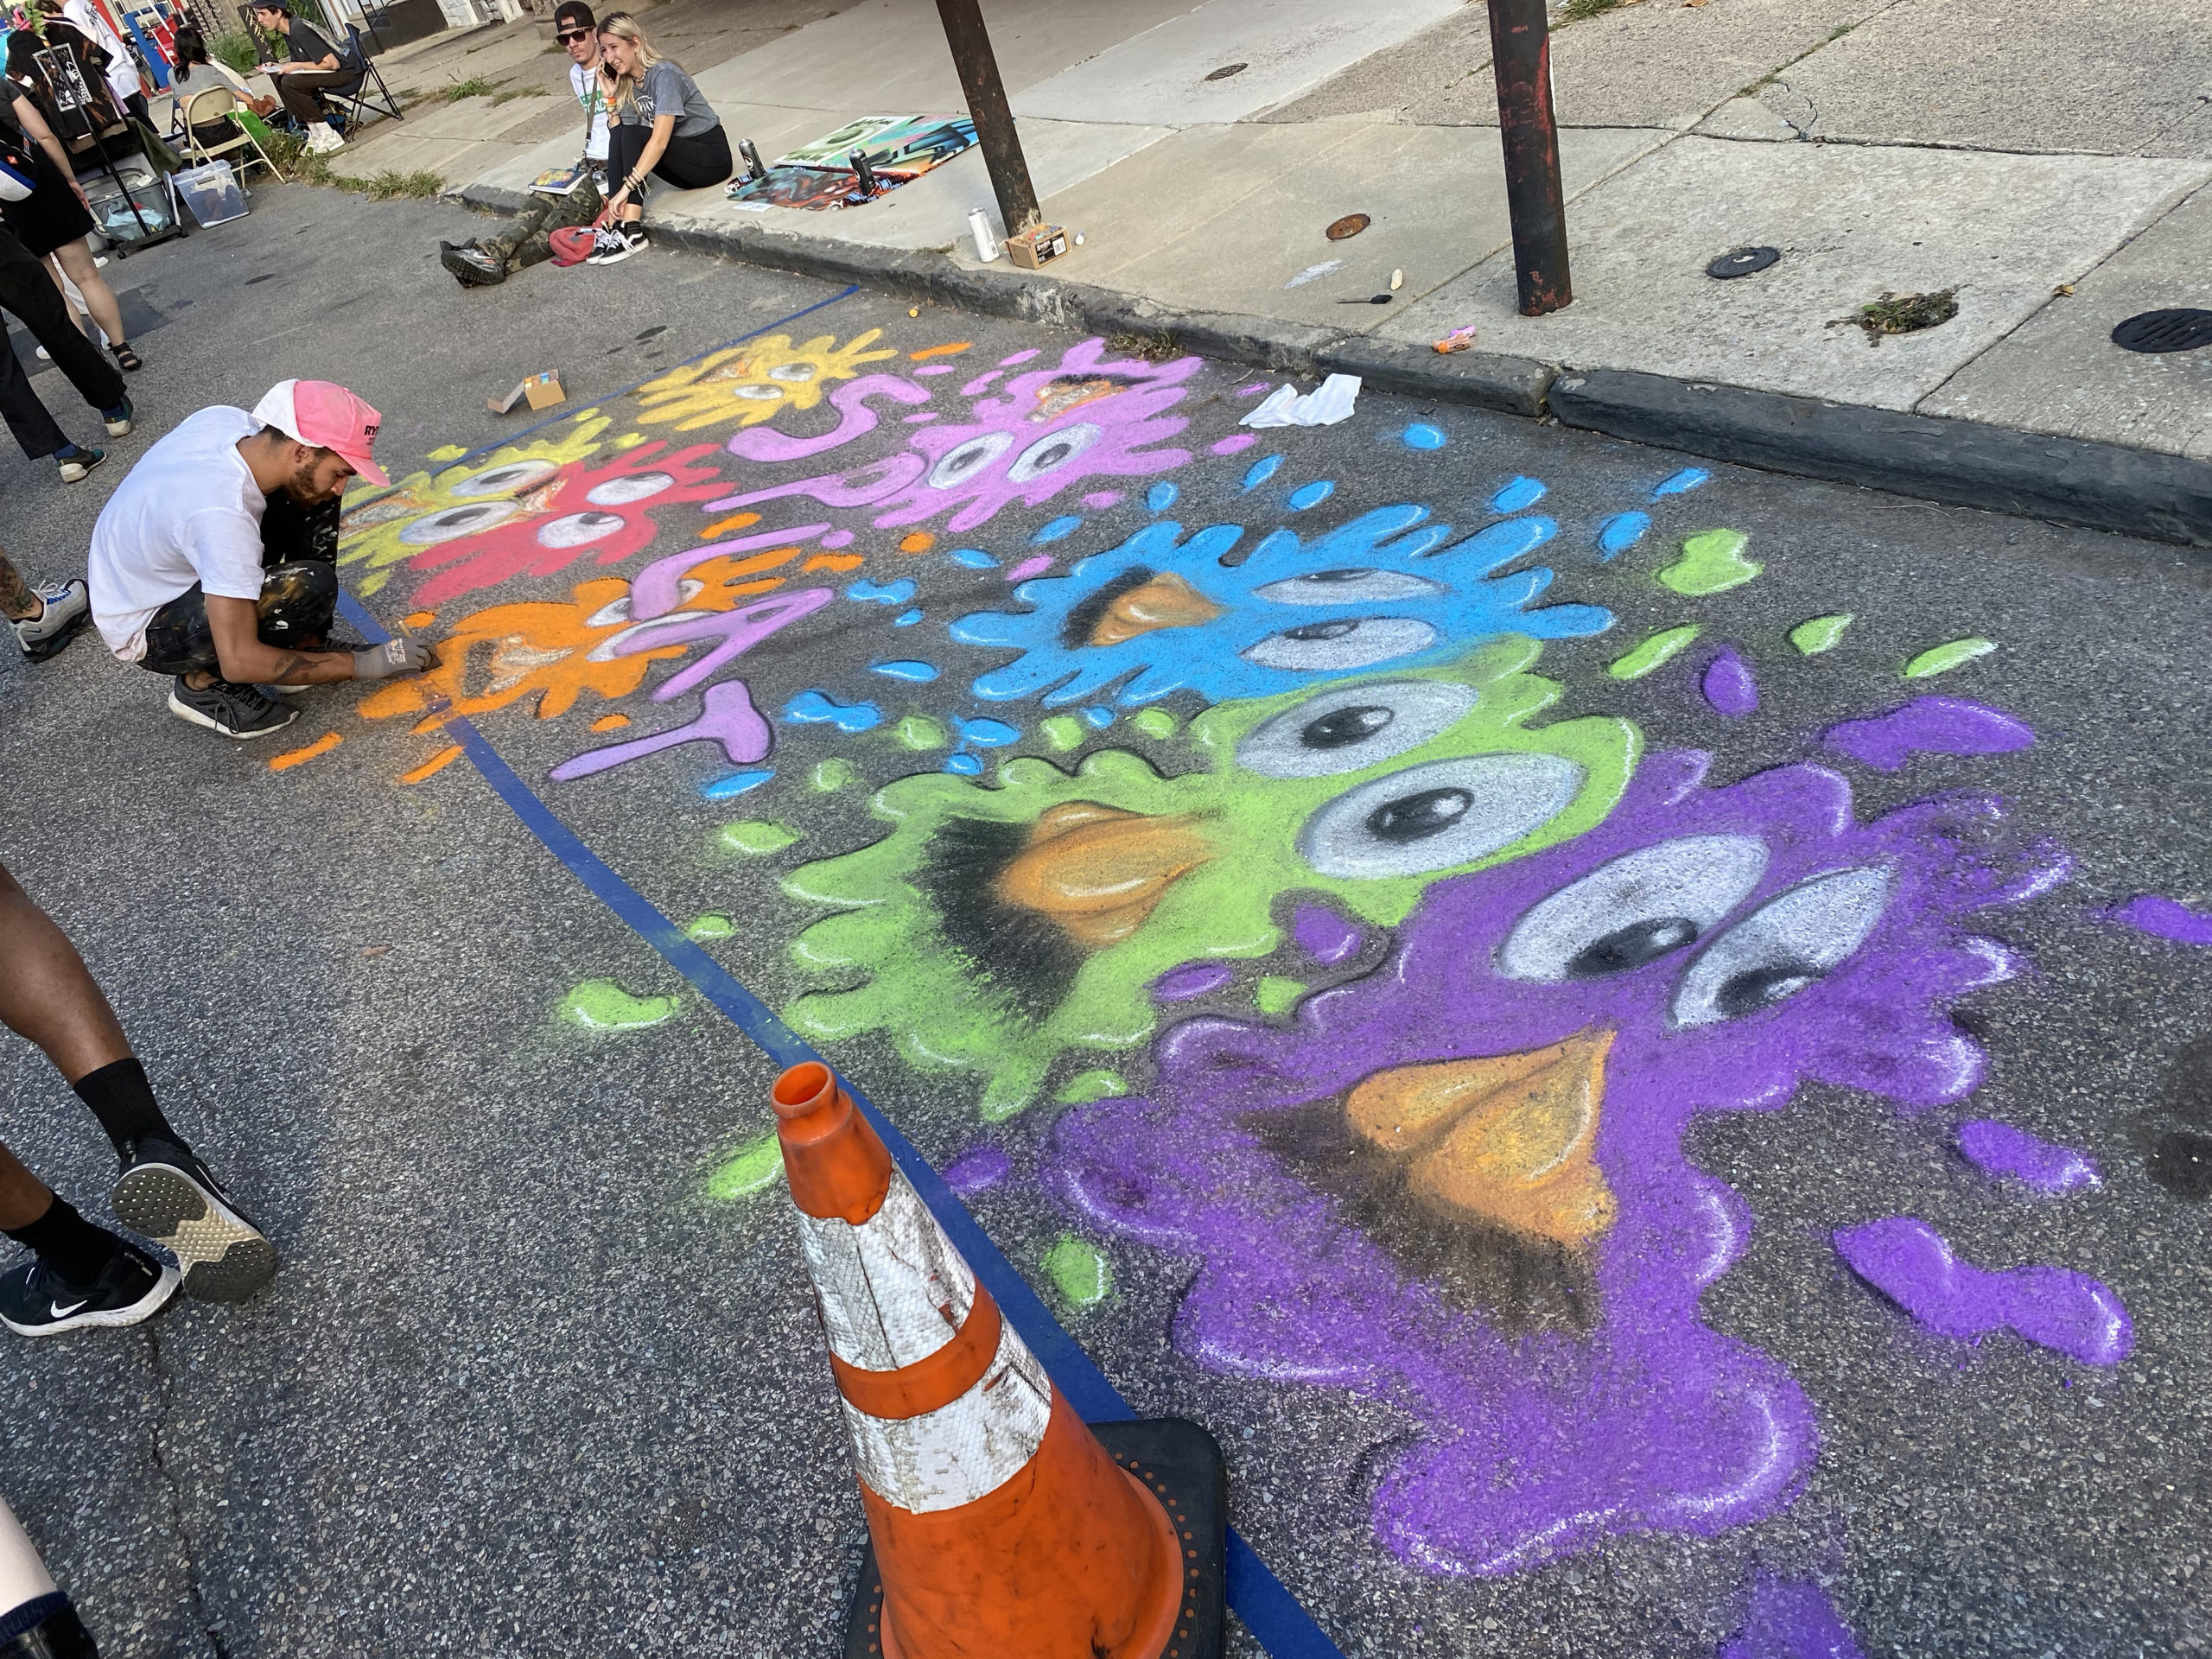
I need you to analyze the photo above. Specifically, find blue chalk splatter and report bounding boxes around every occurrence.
[1033,516,1083,545]
[847,579,917,605]
[954,717,1021,748]
[1287,480,1336,512]
[784,690,883,734]
[871,661,940,683]
[1082,706,1115,728]
[700,769,774,801]
[949,549,999,569]
[943,753,985,777]
[1147,481,1179,512]
[1652,467,1711,499]
[893,609,924,627]
[1489,476,1548,514]
[1597,512,1652,561]
[1403,423,1447,451]
[1243,454,1284,492]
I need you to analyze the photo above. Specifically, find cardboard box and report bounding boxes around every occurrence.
[1005,224,1070,270]
[489,372,565,415]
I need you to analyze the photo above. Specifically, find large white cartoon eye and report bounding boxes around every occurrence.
[1298,753,1585,879]
[586,472,674,505]
[1242,618,1438,671]
[1006,423,1101,484]
[1670,868,1891,1027]
[399,501,519,543]
[1236,680,1478,779]
[1252,569,1446,606]
[927,431,1015,489]
[537,511,626,550]
[767,361,817,383]
[733,385,784,401]
[1499,836,1770,982]
[451,461,558,498]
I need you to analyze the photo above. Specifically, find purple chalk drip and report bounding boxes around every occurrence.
[1152,962,1235,1002]
[1291,904,1363,966]
[1834,1217,2132,1365]
[1211,434,1258,455]
[1823,697,2034,773]
[942,1146,1013,1196]
[1005,555,1054,582]
[1719,1574,1865,1659]
[1701,647,1759,718]
[2101,893,2212,946]
[1957,1119,2101,1194]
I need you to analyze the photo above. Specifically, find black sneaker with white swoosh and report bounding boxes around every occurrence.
[0,1240,177,1338]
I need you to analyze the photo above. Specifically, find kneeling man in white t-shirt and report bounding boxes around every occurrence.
[88,379,435,741]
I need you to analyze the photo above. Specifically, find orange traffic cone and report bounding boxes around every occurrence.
[767,1061,1226,1659]
[2,1489,96,1656]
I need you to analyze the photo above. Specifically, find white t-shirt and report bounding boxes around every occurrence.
[60,0,140,111]
[89,406,267,663]
[570,60,608,162]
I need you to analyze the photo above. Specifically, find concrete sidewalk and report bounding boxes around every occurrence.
[429,0,2209,546]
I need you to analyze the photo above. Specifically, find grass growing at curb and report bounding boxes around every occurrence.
[359,169,446,200]
[488,86,550,105]
[261,131,443,200]
[1107,330,1182,364]
[1559,0,1633,21]
[444,74,505,101]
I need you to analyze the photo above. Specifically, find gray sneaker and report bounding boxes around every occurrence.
[167,677,300,740]
[11,577,92,662]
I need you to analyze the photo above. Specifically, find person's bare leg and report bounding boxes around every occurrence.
[0,549,45,624]
[0,1144,54,1233]
[48,243,127,357]
[0,864,130,1085]
[40,254,93,340]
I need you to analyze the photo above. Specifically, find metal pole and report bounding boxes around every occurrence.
[1485,0,1571,315]
[933,0,1039,238]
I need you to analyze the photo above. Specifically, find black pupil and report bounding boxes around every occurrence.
[1565,917,1699,979]
[1365,786,1470,842]
[1029,442,1076,469]
[1285,620,1359,642]
[1714,963,1815,1018]
[1306,568,1374,584]
[1301,704,1394,750]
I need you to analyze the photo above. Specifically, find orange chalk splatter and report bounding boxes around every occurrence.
[268,732,341,772]
[910,342,972,361]
[401,610,436,629]
[803,553,865,574]
[397,744,466,785]
[699,511,762,541]
[898,531,938,554]
[590,714,632,733]
[685,547,799,603]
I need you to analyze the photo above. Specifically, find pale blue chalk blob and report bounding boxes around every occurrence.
[954,716,1021,748]
[1403,423,1447,451]
[944,753,985,777]
[1653,467,1711,499]
[1489,476,1548,514]
[872,661,940,683]
[949,548,999,569]
[1287,480,1336,512]
[700,769,774,801]
[1147,481,1179,512]
[893,609,924,626]
[1242,454,1284,492]
[784,690,882,734]
[1597,512,1652,561]
[1082,707,1115,728]
[847,579,917,605]
[1033,516,1083,544]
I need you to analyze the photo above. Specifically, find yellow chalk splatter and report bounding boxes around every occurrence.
[632,330,899,434]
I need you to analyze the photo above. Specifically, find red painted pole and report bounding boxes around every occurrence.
[1486,0,1572,315]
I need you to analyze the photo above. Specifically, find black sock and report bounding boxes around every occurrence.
[71,1058,177,1160]
[4,1194,123,1288]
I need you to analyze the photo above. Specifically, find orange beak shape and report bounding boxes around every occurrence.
[995,802,1215,950]
[1087,571,1227,646]
[1344,1031,1618,1249]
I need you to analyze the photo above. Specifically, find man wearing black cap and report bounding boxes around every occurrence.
[250,0,348,153]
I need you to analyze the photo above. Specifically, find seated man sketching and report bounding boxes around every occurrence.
[87,379,435,741]
[251,0,348,152]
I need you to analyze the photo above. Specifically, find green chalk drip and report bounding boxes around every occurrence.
[1056,1069,1128,1103]
[560,979,680,1032]
[1129,708,1179,740]
[1039,715,1085,752]
[1255,976,1306,1015]
[685,913,735,941]
[896,715,949,751]
[704,1133,782,1200]
[1903,638,1998,679]
[1657,530,1760,595]
[1043,1236,1112,1308]
[1607,624,1702,680]
[718,820,801,855]
[1789,613,1854,655]
[810,758,858,792]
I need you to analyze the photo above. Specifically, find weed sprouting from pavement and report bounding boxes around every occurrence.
[1106,331,1183,364]
[445,75,504,101]
[1559,0,1633,22]
[359,170,447,200]
[1834,289,1961,346]
[489,86,550,106]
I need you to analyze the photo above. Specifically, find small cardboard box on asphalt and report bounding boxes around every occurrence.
[1005,225,1070,270]
[490,372,565,415]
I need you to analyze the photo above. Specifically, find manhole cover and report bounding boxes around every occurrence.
[1325,213,1370,241]
[1205,62,1248,80]
[2111,308,2212,353]
[1707,246,1780,280]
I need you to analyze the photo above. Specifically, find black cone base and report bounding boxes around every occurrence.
[0,1594,99,1659]
[845,1416,1229,1659]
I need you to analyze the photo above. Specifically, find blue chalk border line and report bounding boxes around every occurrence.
[339,290,1344,1659]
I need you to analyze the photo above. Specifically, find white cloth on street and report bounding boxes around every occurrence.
[1239,373,1363,429]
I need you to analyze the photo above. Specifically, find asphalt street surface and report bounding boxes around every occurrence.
[2,185,2208,1659]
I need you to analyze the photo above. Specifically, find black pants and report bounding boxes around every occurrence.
[275,68,354,126]
[607,122,731,207]
[136,494,341,677]
[0,225,126,460]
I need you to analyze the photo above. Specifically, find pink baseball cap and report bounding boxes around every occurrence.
[251,378,391,486]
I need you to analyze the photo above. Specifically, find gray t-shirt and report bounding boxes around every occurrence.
[614,59,716,137]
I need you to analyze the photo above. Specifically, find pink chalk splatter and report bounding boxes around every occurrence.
[817,529,855,549]
[550,680,770,782]
[1000,348,1040,366]
[1006,556,1054,582]
[915,365,957,377]
[962,371,1004,397]
[1834,1217,2132,1365]
[1083,491,1124,510]
[1235,381,1274,397]
[1957,1120,2101,1195]
[1211,434,1258,455]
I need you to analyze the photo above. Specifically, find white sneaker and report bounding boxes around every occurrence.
[320,124,346,149]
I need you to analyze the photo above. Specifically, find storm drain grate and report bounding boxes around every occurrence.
[1707,246,1780,279]
[2110,308,2212,353]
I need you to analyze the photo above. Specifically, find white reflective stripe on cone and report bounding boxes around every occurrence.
[0,1493,60,1615]
[839,1319,1054,1514]
[795,1168,978,1371]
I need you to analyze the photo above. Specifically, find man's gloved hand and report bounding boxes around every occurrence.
[351,635,437,680]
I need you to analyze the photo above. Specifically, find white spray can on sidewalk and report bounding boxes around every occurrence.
[968,207,1001,263]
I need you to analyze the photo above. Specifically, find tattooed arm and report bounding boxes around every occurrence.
[0,550,41,623]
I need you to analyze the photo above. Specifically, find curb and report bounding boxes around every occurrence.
[454,180,2212,553]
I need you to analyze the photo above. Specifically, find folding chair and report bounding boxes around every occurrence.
[180,86,280,182]
[326,24,404,133]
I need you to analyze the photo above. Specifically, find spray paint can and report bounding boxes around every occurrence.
[848,148,878,198]
[968,207,1000,263]
[2,1490,97,1657]
[739,138,766,181]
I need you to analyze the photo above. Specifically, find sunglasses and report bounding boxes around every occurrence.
[556,28,592,42]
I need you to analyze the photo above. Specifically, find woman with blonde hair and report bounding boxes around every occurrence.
[588,10,729,264]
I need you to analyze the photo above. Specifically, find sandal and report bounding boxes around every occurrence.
[111,343,143,372]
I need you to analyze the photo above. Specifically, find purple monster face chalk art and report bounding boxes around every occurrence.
[1048,749,2078,1576]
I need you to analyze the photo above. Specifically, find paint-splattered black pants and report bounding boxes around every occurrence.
[137,494,343,678]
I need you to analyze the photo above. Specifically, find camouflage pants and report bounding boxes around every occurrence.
[481,175,606,272]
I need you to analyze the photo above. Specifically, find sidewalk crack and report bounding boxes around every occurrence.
[143,1322,227,1659]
